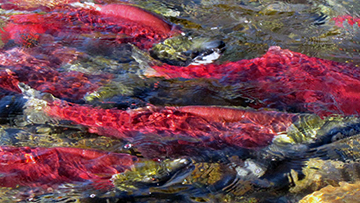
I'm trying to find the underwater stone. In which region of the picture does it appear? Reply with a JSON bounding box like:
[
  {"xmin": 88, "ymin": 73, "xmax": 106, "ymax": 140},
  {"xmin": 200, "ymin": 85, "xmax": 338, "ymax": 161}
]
[{"xmin": 300, "ymin": 181, "xmax": 360, "ymax": 203}]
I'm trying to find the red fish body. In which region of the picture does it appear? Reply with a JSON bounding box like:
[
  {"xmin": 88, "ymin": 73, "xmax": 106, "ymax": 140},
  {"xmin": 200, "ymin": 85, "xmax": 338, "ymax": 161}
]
[
  {"xmin": 0, "ymin": 49, "xmax": 112, "ymax": 101},
  {"xmin": 0, "ymin": 146, "xmax": 136, "ymax": 188},
  {"xmin": 0, "ymin": 3, "xmax": 180, "ymax": 49},
  {"xmin": 332, "ymin": 15, "xmax": 360, "ymax": 28},
  {"xmin": 44, "ymin": 99, "xmax": 302, "ymax": 149},
  {"xmin": 0, "ymin": 2, "xmax": 179, "ymax": 101},
  {"xmin": 0, "ymin": 0, "xmax": 80, "ymax": 11},
  {"xmin": 97, "ymin": 4, "xmax": 175, "ymax": 34},
  {"xmin": 3, "ymin": 2, "xmax": 360, "ymax": 201},
  {"xmin": 150, "ymin": 46, "xmax": 360, "ymax": 117}
]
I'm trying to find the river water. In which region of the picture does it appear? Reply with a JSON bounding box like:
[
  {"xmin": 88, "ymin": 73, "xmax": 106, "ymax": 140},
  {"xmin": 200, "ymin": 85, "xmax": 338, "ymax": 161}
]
[{"xmin": 0, "ymin": 0, "xmax": 359, "ymax": 202}]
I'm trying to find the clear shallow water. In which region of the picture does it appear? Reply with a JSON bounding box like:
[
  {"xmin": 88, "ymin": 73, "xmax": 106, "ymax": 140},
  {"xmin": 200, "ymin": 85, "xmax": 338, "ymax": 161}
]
[
  {"xmin": 132, "ymin": 0, "xmax": 359, "ymax": 63},
  {"xmin": 0, "ymin": 0, "xmax": 359, "ymax": 202}
]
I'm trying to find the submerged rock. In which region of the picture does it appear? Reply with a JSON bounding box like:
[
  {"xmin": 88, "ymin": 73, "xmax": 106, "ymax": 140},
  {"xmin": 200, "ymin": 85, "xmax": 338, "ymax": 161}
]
[
  {"xmin": 300, "ymin": 181, "xmax": 360, "ymax": 203},
  {"xmin": 257, "ymin": 134, "xmax": 360, "ymax": 201}
]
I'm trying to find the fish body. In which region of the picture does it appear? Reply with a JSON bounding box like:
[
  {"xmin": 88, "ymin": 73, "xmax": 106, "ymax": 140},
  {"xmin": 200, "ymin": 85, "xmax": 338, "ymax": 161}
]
[
  {"xmin": 0, "ymin": 146, "xmax": 136, "ymax": 188},
  {"xmin": 0, "ymin": 3, "xmax": 180, "ymax": 49},
  {"xmin": 332, "ymin": 15, "xmax": 360, "ymax": 28},
  {"xmin": 150, "ymin": 46, "xmax": 360, "ymax": 117},
  {"xmin": 43, "ymin": 99, "xmax": 313, "ymax": 149},
  {"xmin": 0, "ymin": 60, "xmax": 111, "ymax": 101}
]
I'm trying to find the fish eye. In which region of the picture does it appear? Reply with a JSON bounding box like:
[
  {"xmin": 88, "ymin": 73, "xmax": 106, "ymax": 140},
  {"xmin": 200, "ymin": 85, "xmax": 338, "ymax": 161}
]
[{"xmin": 331, "ymin": 132, "xmax": 344, "ymax": 142}]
